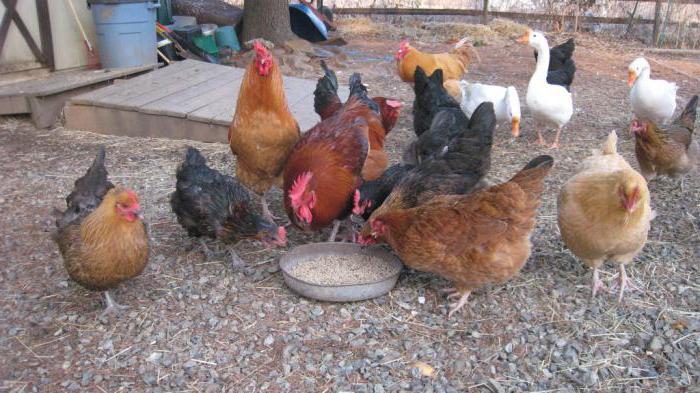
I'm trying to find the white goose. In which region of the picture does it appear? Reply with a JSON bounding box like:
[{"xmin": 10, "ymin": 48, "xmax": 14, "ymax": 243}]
[
  {"xmin": 456, "ymin": 81, "xmax": 521, "ymax": 137},
  {"xmin": 628, "ymin": 57, "xmax": 677, "ymax": 125},
  {"xmin": 517, "ymin": 29, "xmax": 573, "ymax": 149}
]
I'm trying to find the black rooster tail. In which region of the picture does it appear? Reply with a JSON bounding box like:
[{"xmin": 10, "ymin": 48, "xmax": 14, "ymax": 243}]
[
  {"xmin": 677, "ymin": 95, "xmax": 698, "ymax": 132},
  {"xmin": 313, "ymin": 60, "xmax": 341, "ymax": 117},
  {"xmin": 320, "ymin": 60, "xmax": 338, "ymax": 92},
  {"xmin": 348, "ymin": 73, "xmax": 366, "ymax": 98},
  {"xmin": 184, "ymin": 146, "xmax": 207, "ymax": 168},
  {"xmin": 509, "ymin": 155, "xmax": 554, "ymax": 197}
]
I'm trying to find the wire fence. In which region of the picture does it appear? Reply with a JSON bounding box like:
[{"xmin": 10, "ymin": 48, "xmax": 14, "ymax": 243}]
[{"xmin": 224, "ymin": 1, "xmax": 700, "ymax": 49}]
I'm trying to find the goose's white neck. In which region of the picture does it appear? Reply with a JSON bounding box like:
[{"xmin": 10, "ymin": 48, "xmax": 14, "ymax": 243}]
[
  {"xmin": 638, "ymin": 67, "xmax": 651, "ymax": 81},
  {"xmin": 531, "ymin": 42, "xmax": 550, "ymax": 84}
]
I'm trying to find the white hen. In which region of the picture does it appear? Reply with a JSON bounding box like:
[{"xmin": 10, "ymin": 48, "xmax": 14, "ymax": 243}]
[
  {"xmin": 628, "ymin": 57, "xmax": 677, "ymax": 125},
  {"xmin": 456, "ymin": 81, "xmax": 522, "ymax": 137},
  {"xmin": 517, "ymin": 29, "xmax": 573, "ymax": 149}
]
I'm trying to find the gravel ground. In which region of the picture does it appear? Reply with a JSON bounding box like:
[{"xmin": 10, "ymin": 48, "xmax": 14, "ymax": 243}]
[{"xmin": 1, "ymin": 24, "xmax": 699, "ymax": 392}]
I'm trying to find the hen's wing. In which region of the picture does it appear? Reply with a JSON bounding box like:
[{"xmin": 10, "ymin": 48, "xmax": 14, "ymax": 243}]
[
  {"xmin": 55, "ymin": 146, "xmax": 114, "ymax": 229},
  {"xmin": 546, "ymin": 58, "xmax": 576, "ymax": 90}
]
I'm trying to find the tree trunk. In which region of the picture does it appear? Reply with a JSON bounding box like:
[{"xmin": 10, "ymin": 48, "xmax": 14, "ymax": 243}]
[
  {"xmin": 481, "ymin": 0, "xmax": 489, "ymax": 24},
  {"xmin": 241, "ymin": 0, "xmax": 294, "ymax": 45}
]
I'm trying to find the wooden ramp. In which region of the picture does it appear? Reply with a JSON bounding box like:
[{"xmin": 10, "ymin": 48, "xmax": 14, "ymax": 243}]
[
  {"xmin": 65, "ymin": 59, "xmax": 348, "ymax": 143},
  {"xmin": 0, "ymin": 65, "xmax": 156, "ymax": 128}
]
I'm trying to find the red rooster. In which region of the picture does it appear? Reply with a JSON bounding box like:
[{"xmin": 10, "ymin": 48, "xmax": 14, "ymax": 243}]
[
  {"xmin": 283, "ymin": 98, "xmax": 370, "ymax": 241},
  {"xmin": 313, "ymin": 62, "xmax": 402, "ymax": 180}
]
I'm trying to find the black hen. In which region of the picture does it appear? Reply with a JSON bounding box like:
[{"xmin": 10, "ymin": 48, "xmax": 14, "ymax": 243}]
[
  {"xmin": 313, "ymin": 60, "xmax": 342, "ymax": 120},
  {"xmin": 54, "ymin": 146, "xmax": 114, "ymax": 228},
  {"xmin": 535, "ymin": 38, "xmax": 575, "ymax": 70},
  {"xmin": 412, "ymin": 67, "xmax": 462, "ymax": 137},
  {"xmin": 534, "ymin": 38, "xmax": 576, "ymax": 90},
  {"xmin": 355, "ymin": 163, "xmax": 415, "ymax": 220},
  {"xmin": 365, "ymin": 102, "xmax": 496, "ymax": 222},
  {"xmin": 170, "ymin": 147, "xmax": 286, "ymax": 248}
]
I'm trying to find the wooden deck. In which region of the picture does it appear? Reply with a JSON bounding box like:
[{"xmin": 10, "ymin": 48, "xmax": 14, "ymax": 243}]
[
  {"xmin": 0, "ymin": 64, "xmax": 156, "ymax": 128},
  {"xmin": 65, "ymin": 59, "xmax": 348, "ymax": 143}
]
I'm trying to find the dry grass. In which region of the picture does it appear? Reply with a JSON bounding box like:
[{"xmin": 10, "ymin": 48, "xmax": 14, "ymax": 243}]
[{"xmin": 489, "ymin": 18, "xmax": 530, "ymax": 37}]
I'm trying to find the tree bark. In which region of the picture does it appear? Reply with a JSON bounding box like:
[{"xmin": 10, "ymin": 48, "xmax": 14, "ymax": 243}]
[
  {"xmin": 481, "ymin": 0, "xmax": 489, "ymax": 24},
  {"xmin": 241, "ymin": 0, "xmax": 294, "ymax": 45}
]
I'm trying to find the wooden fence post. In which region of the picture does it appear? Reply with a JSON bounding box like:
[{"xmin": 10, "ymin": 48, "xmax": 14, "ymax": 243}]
[{"xmin": 652, "ymin": 0, "xmax": 663, "ymax": 46}]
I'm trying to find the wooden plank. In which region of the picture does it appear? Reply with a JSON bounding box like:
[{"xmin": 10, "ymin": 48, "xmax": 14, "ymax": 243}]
[
  {"xmin": 140, "ymin": 70, "xmax": 242, "ymax": 117},
  {"xmin": 36, "ymin": 0, "xmax": 53, "ymax": 70},
  {"xmin": 93, "ymin": 60, "xmax": 228, "ymax": 110},
  {"xmin": 121, "ymin": 63, "xmax": 232, "ymax": 109},
  {"xmin": 0, "ymin": 64, "xmax": 157, "ymax": 98},
  {"xmin": 7, "ymin": 0, "xmax": 45, "ymax": 63},
  {"xmin": 0, "ymin": 0, "xmax": 18, "ymax": 56},
  {"xmin": 70, "ymin": 60, "xmax": 194, "ymax": 104},
  {"xmin": 0, "ymin": 95, "xmax": 29, "ymax": 115},
  {"xmin": 65, "ymin": 103, "xmax": 229, "ymax": 143},
  {"xmin": 188, "ymin": 91, "xmax": 237, "ymax": 124}
]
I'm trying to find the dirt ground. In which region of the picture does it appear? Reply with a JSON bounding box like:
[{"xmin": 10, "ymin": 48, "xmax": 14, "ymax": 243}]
[{"xmin": 1, "ymin": 19, "xmax": 699, "ymax": 392}]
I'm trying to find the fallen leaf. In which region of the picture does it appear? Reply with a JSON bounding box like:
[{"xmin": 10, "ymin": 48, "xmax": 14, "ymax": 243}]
[{"xmin": 413, "ymin": 361, "xmax": 436, "ymax": 377}]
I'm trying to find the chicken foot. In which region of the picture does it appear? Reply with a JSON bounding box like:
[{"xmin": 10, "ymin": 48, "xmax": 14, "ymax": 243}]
[
  {"xmin": 101, "ymin": 291, "xmax": 128, "ymax": 317},
  {"xmin": 328, "ymin": 220, "xmax": 342, "ymax": 242},
  {"xmin": 199, "ymin": 239, "xmax": 217, "ymax": 261},
  {"xmin": 261, "ymin": 193, "xmax": 279, "ymax": 222},
  {"xmin": 590, "ymin": 267, "xmax": 608, "ymax": 298},
  {"xmin": 228, "ymin": 249, "xmax": 245, "ymax": 268},
  {"xmin": 610, "ymin": 264, "xmax": 642, "ymax": 303},
  {"xmin": 446, "ymin": 290, "xmax": 471, "ymax": 318}
]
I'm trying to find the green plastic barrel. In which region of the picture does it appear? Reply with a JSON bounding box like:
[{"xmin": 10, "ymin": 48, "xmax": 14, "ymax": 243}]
[
  {"xmin": 157, "ymin": 0, "xmax": 172, "ymax": 25},
  {"xmin": 215, "ymin": 26, "xmax": 240, "ymax": 51}
]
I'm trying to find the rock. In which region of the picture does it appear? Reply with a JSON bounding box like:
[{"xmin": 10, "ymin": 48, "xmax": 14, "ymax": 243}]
[
  {"xmin": 264, "ymin": 335, "xmax": 275, "ymax": 346},
  {"xmin": 648, "ymin": 336, "xmax": 665, "ymax": 352},
  {"xmin": 282, "ymin": 39, "xmax": 314, "ymax": 54}
]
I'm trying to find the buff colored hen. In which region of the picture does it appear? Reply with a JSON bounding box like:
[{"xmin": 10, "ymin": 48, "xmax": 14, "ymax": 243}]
[{"xmin": 558, "ymin": 131, "xmax": 653, "ymax": 302}]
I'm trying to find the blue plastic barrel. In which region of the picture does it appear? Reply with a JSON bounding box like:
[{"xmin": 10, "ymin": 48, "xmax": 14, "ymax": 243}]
[{"xmin": 88, "ymin": 0, "xmax": 160, "ymax": 68}]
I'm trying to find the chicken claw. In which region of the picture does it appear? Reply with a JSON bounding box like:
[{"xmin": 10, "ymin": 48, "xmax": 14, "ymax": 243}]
[
  {"xmin": 261, "ymin": 195, "xmax": 279, "ymax": 222},
  {"xmin": 228, "ymin": 249, "xmax": 245, "ymax": 268},
  {"xmin": 590, "ymin": 267, "xmax": 608, "ymax": 298},
  {"xmin": 611, "ymin": 264, "xmax": 642, "ymax": 303},
  {"xmin": 447, "ymin": 290, "xmax": 471, "ymax": 318},
  {"xmin": 328, "ymin": 220, "xmax": 341, "ymax": 242},
  {"xmin": 101, "ymin": 291, "xmax": 128, "ymax": 317}
]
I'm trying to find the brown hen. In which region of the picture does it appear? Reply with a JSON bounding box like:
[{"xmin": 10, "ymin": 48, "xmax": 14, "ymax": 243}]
[
  {"xmin": 53, "ymin": 147, "xmax": 149, "ymax": 316},
  {"xmin": 361, "ymin": 155, "xmax": 553, "ymax": 317}
]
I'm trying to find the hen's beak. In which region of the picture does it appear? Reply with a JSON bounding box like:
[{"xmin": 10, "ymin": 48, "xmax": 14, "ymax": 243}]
[
  {"xmin": 627, "ymin": 70, "xmax": 637, "ymax": 87},
  {"xmin": 516, "ymin": 31, "xmax": 529, "ymax": 44},
  {"xmin": 511, "ymin": 116, "xmax": 521, "ymax": 137}
]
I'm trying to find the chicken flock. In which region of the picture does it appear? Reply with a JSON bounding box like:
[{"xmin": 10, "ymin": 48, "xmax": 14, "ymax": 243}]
[{"xmin": 52, "ymin": 30, "xmax": 698, "ymax": 318}]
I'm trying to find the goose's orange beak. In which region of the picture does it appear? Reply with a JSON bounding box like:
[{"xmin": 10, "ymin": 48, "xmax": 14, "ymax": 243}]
[
  {"xmin": 516, "ymin": 31, "xmax": 530, "ymax": 44},
  {"xmin": 511, "ymin": 116, "xmax": 521, "ymax": 137},
  {"xmin": 627, "ymin": 70, "xmax": 637, "ymax": 87}
]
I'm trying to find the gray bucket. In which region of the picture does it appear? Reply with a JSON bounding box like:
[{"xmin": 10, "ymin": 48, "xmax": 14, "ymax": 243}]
[{"xmin": 88, "ymin": 0, "xmax": 160, "ymax": 68}]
